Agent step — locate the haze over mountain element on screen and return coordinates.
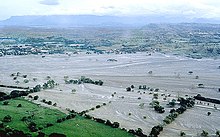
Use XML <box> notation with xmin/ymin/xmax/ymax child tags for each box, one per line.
<box><xmin>0</xmin><ymin>15</ymin><xmax>220</xmax><ymax>28</ymax></box>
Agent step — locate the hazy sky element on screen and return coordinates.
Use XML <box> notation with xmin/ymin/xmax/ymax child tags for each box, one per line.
<box><xmin>0</xmin><ymin>0</ymin><xmax>220</xmax><ymax>20</ymax></box>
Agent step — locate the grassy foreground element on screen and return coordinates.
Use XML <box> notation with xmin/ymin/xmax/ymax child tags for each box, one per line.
<box><xmin>0</xmin><ymin>98</ymin><xmax>133</xmax><ymax>137</ymax></box>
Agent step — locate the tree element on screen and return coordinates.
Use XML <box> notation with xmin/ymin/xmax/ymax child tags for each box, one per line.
<box><xmin>0</xmin><ymin>121</ymin><xmax>4</xmax><ymax>128</ymax></box>
<box><xmin>143</xmin><ymin>85</ymin><xmax>146</xmax><ymax>90</ymax></box>
<box><xmin>139</xmin><ymin>103</ymin><xmax>145</xmax><ymax>109</ymax></box>
<box><xmin>139</xmin><ymin>85</ymin><xmax>142</xmax><ymax>89</ymax></box>
<box><xmin>198</xmin><ymin>84</ymin><xmax>204</xmax><ymax>88</ymax></box>
<box><xmin>216</xmin><ymin>130</ymin><xmax>220</xmax><ymax>137</ymax></box>
<box><xmin>201</xmin><ymin>130</ymin><xmax>208</xmax><ymax>137</ymax></box>
<box><xmin>23</xmin><ymin>79</ymin><xmax>29</xmax><ymax>83</ymax></box>
<box><xmin>150</xmin><ymin>100</ymin><xmax>160</xmax><ymax>108</ymax></box>
<box><xmin>126</xmin><ymin>87</ymin><xmax>131</xmax><ymax>91</ymax></box>
<box><xmin>33</xmin><ymin>95</ymin><xmax>39</xmax><ymax>100</ymax></box>
<box><xmin>188</xmin><ymin>71</ymin><xmax>193</xmax><ymax>74</ymax></box>
<box><xmin>148</xmin><ymin>71</ymin><xmax>153</xmax><ymax>74</ymax></box>
<box><xmin>3</xmin><ymin>101</ymin><xmax>9</xmax><ymax>105</ymax></box>
<box><xmin>71</xmin><ymin>89</ymin><xmax>76</xmax><ymax>94</ymax></box>
<box><xmin>150</xmin><ymin>125</ymin><xmax>163</xmax><ymax>136</ymax></box>
<box><xmin>180</xmin><ymin>131</ymin><xmax>186</xmax><ymax>136</ymax></box>
<box><xmin>3</xmin><ymin>115</ymin><xmax>12</xmax><ymax>122</ymax></box>
<box><xmin>28</xmin><ymin>122</ymin><xmax>38</xmax><ymax>132</ymax></box>
<box><xmin>207</xmin><ymin>112</ymin><xmax>211</xmax><ymax>116</ymax></box>
<box><xmin>49</xmin><ymin>133</ymin><xmax>66</xmax><ymax>137</ymax></box>
<box><xmin>17</xmin><ymin>104</ymin><xmax>22</xmax><ymax>107</ymax></box>
<box><xmin>33</xmin><ymin>85</ymin><xmax>41</xmax><ymax>92</ymax></box>
<box><xmin>153</xmin><ymin>93</ymin><xmax>158</xmax><ymax>99</ymax></box>
<box><xmin>168</xmin><ymin>99</ymin><xmax>176</xmax><ymax>107</ymax></box>
<box><xmin>33</xmin><ymin>78</ymin><xmax>37</xmax><ymax>81</ymax></box>
<box><xmin>112</xmin><ymin>122</ymin><xmax>119</xmax><ymax>128</ymax></box>
<box><xmin>47</xmin><ymin>101</ymin><xmax>52</xmax><ymax>105</ymax></box>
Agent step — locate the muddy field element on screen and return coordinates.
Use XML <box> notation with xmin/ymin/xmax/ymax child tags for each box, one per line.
<box><xmin>0</xmin><ymin>52</ymin><xmax>220</xmax><ymax>136</ymax></box>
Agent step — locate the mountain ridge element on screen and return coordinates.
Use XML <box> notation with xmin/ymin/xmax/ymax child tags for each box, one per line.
<box><xmin>0</xmin><ymin>15</ymin><xmax>220</xmax><ymax>28</ymax></box>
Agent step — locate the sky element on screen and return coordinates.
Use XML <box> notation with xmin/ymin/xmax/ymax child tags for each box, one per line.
<box><xmin>0</xmin><ymin>0</ymin><xmax>220</xmax><ymax>20</ymax></box>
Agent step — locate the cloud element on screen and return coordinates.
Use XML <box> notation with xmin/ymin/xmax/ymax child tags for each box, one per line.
<box><xmin>101</xmin><ymin>6</ymin><xmax>115</xmax><ymax>10</ymax></box>
<box><xmin>39</xmin><ymin>0</ymin><xmax>59</xmax><ymax>6</ymax></box>
<box><xmin>1</xmin><ymin>0</ymin><xmax>220</xmax><ymax>20</ymax></box>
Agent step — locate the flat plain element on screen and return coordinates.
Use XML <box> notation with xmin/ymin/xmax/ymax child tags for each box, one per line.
<box><xmin>0</xmin><ymin>52</ymin><xmax>220</xmax><ymax>136</ymax></box>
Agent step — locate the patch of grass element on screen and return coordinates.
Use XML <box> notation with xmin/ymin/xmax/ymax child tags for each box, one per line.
<box><xmin>0</xmin><ymin>98</ymin><xmax>134</xmax><ymax>137</ymax></box>
<box><xmin>0</xmin><ymin>98</ymin><xmax>65</xmax><ymax>134</ymax></box>
<box><xmin>42</xmin><ymin>116</ymin><xmax>134</xmax><ymax>137</ymax></box>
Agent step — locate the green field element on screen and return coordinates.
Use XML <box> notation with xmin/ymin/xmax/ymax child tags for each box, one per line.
<box><xmin>42</xmin><ymin>116</ymin><xmax>133</xmax><ymax>137</ymax></box>
<box><xmin>0</xmin><ymin>98</ymin><xmax>133</xmax><ymax>137</ymax></box>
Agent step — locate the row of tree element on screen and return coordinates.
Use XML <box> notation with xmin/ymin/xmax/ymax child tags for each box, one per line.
<box><xmin>0</xmin><ymin>79</ymin><xmax>57</xmax><ymax>102</ymax></box>
<box><xmin>149</xmin><ymin>97</ymin><xmax>195</xmax><ymax>136</ymax></box>
<box><xmin>65</xmin><ymin>76</ymin><xmax>104</xmax><ymax>86</ymax></box>
<box><xmin>194</xmin><ymin>94</ymin><xmax>220</xmax><ymax>104</ymax></box>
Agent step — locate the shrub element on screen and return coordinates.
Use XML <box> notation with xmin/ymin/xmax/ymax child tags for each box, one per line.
<box><xmin>3</xmin><ymin>101</ymin><xmax>9</xmax><ymax>105</ymax></box>
<box><xmin>21</xmin><ymin>116</ymin><xmax>28</xmax><ymax>121</ymax></box>
<box><xmin>150</xmin><ymin>125</ymin><xmax>163</xmax><ymax>136</ymax></box>
<box><xmin>135</xmin><ymin>128</ymin><xmax>147</xmax><ymax>137</ymax></box>
<box><xmin>154</xmin><ymin>105</ymin><xmax>165</xmax><ymax>113</ymax></box>
<box><xmin>126</xmin><ymin>87</ymin><xmax>131</xmax><ymax>91</ymax></box>
<box><xmin>90</xmin><ymin>107</ymin><xmax>95</xmax><ymax>111</ymax></box>
<box><xmin>0</xmin><ymin>121</ymin><xmax>4</xmax><ymax>128</ymax></box>
<box><xmin>37</xmin><ymin>131</ymin><xmax>45</xmax><ymax>137</ymax></box>
<box><xmin>57</xmin><ymin>119</ymin><xmax>62</xmax><ymax>123</ymax></box>
<box><xmin>198</xmin><ymin>84</ymin><xmax>204</xmax><ymax>88</ymax></box>
<box><xmin>33</xmin><ymin>95</ymin><xmax>39</xmax><ymax>100</ymax></box>
<box><xmin>84</xmin><ymin>114</ymin><xmax>92</xmax><ymax>119</ymax></box>
<box><xmin>170</xmin><ymin>109</ymin><xmax>176</xmax><ymax>113</ymax></box>
<box><xmin>180</xmin><ymin>131</ymin><xmax>186</xmax><ymax>136</ymax></box>
<box><xmin>168</xmin><ymin>99</ymin><xmax>176</xmax><ymax>107</ymax></box>
<box><xmin>94</xmin><ymin>118</ymin><xmax>105</xmax><ymax>124</ymax></box>
<box><xmin>66</xmin><ymin>115</ymin><xmax>72</xmax><ymax>120</ymax></box>
<box><xmin>28</xmin><ymin>122</ymin><xmax>38</xmax><ymax>132</ymax></box>
<box><xmin>105</xmin><ymin>120</ymin><xmax>112</xmax><ymax>126</ymax></box>
<box><xmin>150</xmin><ymin>100</ymin><xmax>160</xmax><ymax>107</ymax></box>
<box><xmin>216</xmin><ymin>131</ymin><xmax>220</xmax><ymax>137</ymax></box>
<box><xmin>207</xmin><ymin>112</ymin><xmax>211</xmax><ymax>116</ymax></box>
<box><xmin>112</xmin><ymin>122</ymin><xmax>120</xmax><ymax>128</ymax></box>
<box><xmin>17</xmin><ymin>104</ymin><xmax>22</xmax><ymax>107</ymax></box>
<box><xmin>3</xmin><ymin>115</ymin><xmax>12</xmax><ymax>122</ymax></box>
<box><xmin>33</xmin><ymin>78</ymin><xmax>37</xmax><ymax>81</ymax></box>
<box><xmin>49</xmin><ymin>133</ymin><xmax>66</xmax><ymax>137</ymax></box>
<box><xmin>38</xmin><ymin>126</ymin><xmax>44</xmax><ymax>130</ymax></box>
<box><xmin>0</xmin><ymin>92</ymin><xmax>7</xmax><ymax>97</ymax></box>
<box><xmin>24</xmin><ymin>79</ymin><xmax>29</xmax><ymax>83</ymax></box>
<box><xmin>201</xmin><ymin>130</ymin><xmax>208</xmax><ymax>137</ymax></box>
<box><xmin>139</xmin><ymin>85</ymin><xmax>142</xmax><ymax>89</ymax></box>
<box><xmin>188</xmin><ymin>71</ymin><xmax>193</xmax><ymax>74</ymax></box>
<box><xmin>46</xmin><ymin>123</ymin><xmax>53</xmax><ymax>127</ymax></box>
<box><xmin>33</xmin><ymin>85</ymin><xmax>41</xmax><ymax>92</ymax></box>
<box><xmin>47</xmin><ymin>101</ymin><xmax>52</xmax><ymax>105</ymax></box>
<box><xmin>153</xmin><ymin>93</ymin><xmax>158</xmax><ymax>99</ymax></box>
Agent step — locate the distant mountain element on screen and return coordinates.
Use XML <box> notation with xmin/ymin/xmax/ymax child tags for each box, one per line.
<box><xmin>0</xmin><ymin>15</ymin><xmax>220</xmax><ymax>28</ymax></box>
